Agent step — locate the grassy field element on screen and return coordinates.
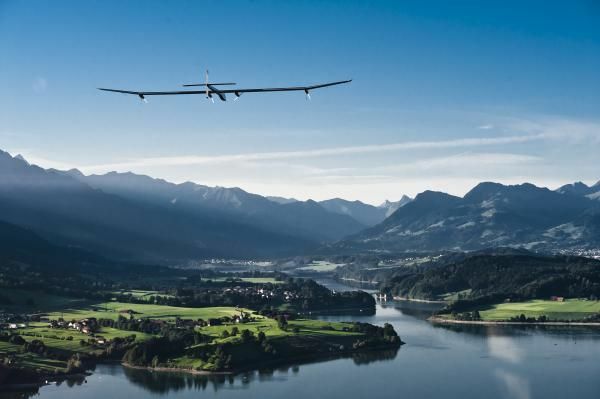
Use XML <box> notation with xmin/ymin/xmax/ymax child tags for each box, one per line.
<box><xmin>479</xmin><ymin>299</ymin><xmax>600</xmax><ymax>321</ymax></box>
<box><xmin>48</xmin><ymin>302</ymin><xmax>243</xmax><ymax>322</ymax></box>
<box><xmin>297</xmin><ymin>261</ymin><xmax>343</xmax><ymax>272</ymax></box>
<box><xmin>197</xmin><ymin>317</ymin><xmax>357</xmax><ymax>343</ymax></box>
<box><xmin>13</xmin><ymin>322</ymin><xmax>155</xmax><ymax>352</ymax></box>
<box><xmin>0</xmin><ymin>340</ymin><xmax>21</xmax><ymax>353</ymax></box>
<box><xmin>239</xmin><ymin>277</ymin><xmax>282</xmax><ymax>284</ymax></box>
<box><xmin>111</xmin><ymin>289</ymin><xmax>166</xmax><ymax>299</ymax></box>
<box><xmin>0</xmin><ymin>340</ymin><xmax>68</xmax><ymax>372</ymax></box>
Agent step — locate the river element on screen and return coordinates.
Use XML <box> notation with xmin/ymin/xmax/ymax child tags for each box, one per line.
<box><xmin>8</xmin><ymin>280</ymin><xmax>600</xmax><ymax>399</ymax></box>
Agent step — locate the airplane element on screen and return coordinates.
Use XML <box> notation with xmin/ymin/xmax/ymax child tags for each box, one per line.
<box><xmin>98</xmin><ymin>70</ymin><xmax>351</xmax><ymax>103</ymax></box>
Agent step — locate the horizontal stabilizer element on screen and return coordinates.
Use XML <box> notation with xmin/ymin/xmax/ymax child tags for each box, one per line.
<box><xmin>182</xmin><ymin>82</ymin><xmax>236</xmax><ymax>87</ymax></box>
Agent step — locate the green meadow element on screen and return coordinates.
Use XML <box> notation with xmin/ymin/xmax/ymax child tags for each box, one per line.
<box><xmin>197</xmin><ymin>317</ymin><xmax>357</xmax><ymax>343</ymax></box>
<box><xmin>479</xmin><ymin>299</ymin><xmax>600</xmax><ymax>321</ymax></box>
<box><xmin>48</xmin><ymin>302</ymin><xmax>243</xmax><ymax>322</ymax></box>
<box><xmin>297</xmin><ymin>261</ymin><xmax>343</xmax><ymax>272</ymax></box>
<box><xmin>0</xmin><ymin>340</ymin><xmax>68</xmax><ymax>372</ymax></box>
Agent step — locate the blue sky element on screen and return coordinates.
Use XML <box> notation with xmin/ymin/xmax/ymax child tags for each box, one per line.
<box><xmin>1</xmin><ymin>0</ymin><xmax>599</xmax><ymax>204</ymax></box>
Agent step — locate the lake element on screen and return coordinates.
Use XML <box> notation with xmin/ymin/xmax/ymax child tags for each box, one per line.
<box><xmin>7</xmin><ymin>280</ymin><xmax>600</xmax><ymax>399</ymax></box>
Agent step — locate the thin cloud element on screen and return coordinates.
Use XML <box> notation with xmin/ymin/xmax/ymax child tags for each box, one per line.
<box><xmin>508</xmin><ymin>117</ymin><xmax>600</xmax><ymax>143</ymax></box>
<box><xmin>81</xmin><ymin>134</ymin><xmax>546</xmax><ymax>173</ymax></box>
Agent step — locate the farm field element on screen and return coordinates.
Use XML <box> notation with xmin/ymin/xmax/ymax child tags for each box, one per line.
<box><xmin>0</xmin><ymin>340</ymin><xmax>68</xmax><ymax>372</ymax></box>
<box><xmin>479</xmin><ymin>299</ymin><xmax>600</xmax><ymax>321</ymax></box>
<box><xmin>197</xmin><ymin>317</ymin><xmax>358</xmax><ymax>343</ymax></box>
<box><xmin>111</xmin><ymin>290</ymin><xmax>167</xmax><ymax>299</ymax></box>
<box><xmin>14</xmin><ymin>323</ymin><xmax>155</xmax><ymax>352</ymax></box>
<box><xmin>47</xmin><ymin>302</ymin><xmax>243</xmax><ymax>322</ymax></box>
<box><xmin>297</xmin><ymin>261</ymin><xmax>344</xmax><ymax>272</ymax></box>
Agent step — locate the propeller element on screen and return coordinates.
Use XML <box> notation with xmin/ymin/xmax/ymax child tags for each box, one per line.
<box><xmin>304</xmin><ymin>89</ymin><xmax>311</xmax><ymax>101</ymax></box>
<box><xmin>234</xmin><ymin>91</ymin><xmax>242</xmax><ymax>101</ymax></box>
<box><xmin>138</xmin><ymin>94</ymin><xmax>147</xmax><ymax>103</ymax></box>
<box><xmin>205</xmin><ymin>69</ymin><xmax>210</xmax><ymax>100</ymax></box>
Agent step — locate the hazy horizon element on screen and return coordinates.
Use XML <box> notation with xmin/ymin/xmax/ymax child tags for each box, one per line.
<box><xmin>4</xmin><ymin>148</ymin><xmax>598</xmax><ymax>206</ymax></box>
<box><xmin>2</xmin><ymin>1</ymin><xmax>599</xmax><ymax>204</ymax></box>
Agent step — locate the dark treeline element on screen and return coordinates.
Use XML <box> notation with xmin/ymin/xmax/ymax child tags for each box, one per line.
<box><xmin>162</xmin><ymin>278</ymin><xmax>375</xmax><ymax>311</ymax></box>
<box><xmin>381</xmin><ymin>253</ymin><xmax>600</xmax><ymax>302</ymax></box>
<box><xmin>1</xmin><ymin>258</ymin><xmax>374</xmax><ymax>313</ymax></box>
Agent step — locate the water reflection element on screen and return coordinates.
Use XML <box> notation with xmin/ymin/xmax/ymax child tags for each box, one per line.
<box><xmin>494</xmin><ymin>369</ymin><xmax>531</xmax><ymax>399</ymax></box>
<box><xmin>0</xmin><ymin>374</ymin><xmax>87</xmax><ymax>399</ymax></box>
<box><xmin>120</xmin><ymin>347</ymin><xmax>399</xmax><ymax>394</ymax></box>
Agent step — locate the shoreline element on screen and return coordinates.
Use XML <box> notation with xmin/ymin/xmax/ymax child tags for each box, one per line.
<box><xmin>122</xmin><ymin>363</ymin><xmax>232</xmax><ymax>375</ymax></box>
<box><xmin>393</xmin><ymin>296</ymin><xmax>447</xmax><ymax>304</ymax></box>
<box><xmin>428</xmin><ymin>316</ymin><xmax>600</xmax><ymax>327</ymax></box>
<box><xmin>337</xmin><ymin>277</ymin><xmax>378</xmax><ymax>285</ymax></box>
<box><xmin>0</xmin><ymin>371</ymin><xmax>90</xmax><ymax>392</ymax></box>
<box><xmin>122</xmin><ymin>342</ymin><xmax>403</xmax><ymax>377</ymax></box>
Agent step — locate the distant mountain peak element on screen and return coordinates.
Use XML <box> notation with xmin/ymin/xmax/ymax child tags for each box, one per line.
<box><xmin>414</xmin><ymin>190</ymin><xmax>459</xmax><ymax>202</ymax></box>
<box><xmin>66</xmin><ymin>168</ymin><xmax>85</xmax><ymax>178</ymax></box>
<box><xmin>14</xmin><ymin>154</ymin><xmax>29</xmax><ymax>165</ymax></box>
<box><xmin>377</xmin><ymin>195</ymin><xmax>412</xmax><ymax>218</ymax></box>
<box><xmin>557</xmin><ymin>181</ymin><xmax>600</xmax><ymax>197</ymax></box>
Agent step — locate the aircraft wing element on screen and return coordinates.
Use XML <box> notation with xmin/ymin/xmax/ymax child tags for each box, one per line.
<box><xmin>97</xmin><ymin>88</ymin><xmax>205</xmax><ymax>96</ymax></box>
<box><xmin>215</xmin><ymin>80</ymin><xmax>352</xmax><ymax>94</ymax></box>
<box><xmin>97</xmin><ymin>80</ymin><xmax>351</xmax><ymax>97</ymax></box>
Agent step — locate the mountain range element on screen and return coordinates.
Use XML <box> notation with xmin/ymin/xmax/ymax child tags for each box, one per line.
<box><xmin>331</xmin><ymin>181</ymin><xmax>600</xmax><ymax>254</ymax></box>
<box><xmin>1</xmin><ymin>149</ymin><xmax>598</xmax><ymax>262</ymax></box>
<box><xmin>0</xmin><ymin>150</ymin><xmax>406</xmax><ymax>262</ymax></box>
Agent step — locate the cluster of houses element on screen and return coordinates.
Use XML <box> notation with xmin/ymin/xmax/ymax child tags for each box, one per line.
<box><xmin>49</xmin><ymin>317</ymin><xmax>98</xmax><ymax>335</ymax></box>
<box><xmin>222</xmin><ymin>286</ymin><xmax>300</xmax><ymax>302</ymax></box>
<box><xmin>0</xmin><ymin>312</ymin><xmax>30</xmax><ymax>330</ymax></box>
<box><xmin>175</xmin><ymin>311</ymin><xmax>253</xmax><ymax>329</ymax></box>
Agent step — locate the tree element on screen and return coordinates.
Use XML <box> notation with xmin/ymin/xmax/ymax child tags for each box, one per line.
<box><xmin>277</xmin><ymin>315</ymin><xmax>288</xmax><ymax>330</ymax></box>
<box><xmin>67</xmin><ymin>354</ymin><xmax>83</xmax><ymax>373</ymax></box>
<box><xmin>8</xmin><ymin>335</ymin><xmax>25</xmax><ymax>345</ymax></box>
<box><xmin>240</xmin><ymin>329</ymin><xmax>254</xmax><ymax>343</ymax></box>
<box><xmin>257</xmin><ymin>331</ymin><xmax>266</xmax><ymax>343</ymax></box>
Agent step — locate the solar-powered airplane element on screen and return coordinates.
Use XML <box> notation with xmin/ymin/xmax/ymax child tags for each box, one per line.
<box><xmin>98</xmin><ymin>70</ymin><xmax>351</xmax><ymax>102</ymax></box>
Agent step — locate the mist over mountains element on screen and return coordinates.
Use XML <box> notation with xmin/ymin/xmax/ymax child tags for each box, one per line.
<box><xmin>0</xmin><ymin>150</ymin><xmax>405</xmax><ymax>262</ymax></box>
<box><xmin>1</xmin><ymin>149</ymin><xmax>598</xmax><ymax>263</ymax></box>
